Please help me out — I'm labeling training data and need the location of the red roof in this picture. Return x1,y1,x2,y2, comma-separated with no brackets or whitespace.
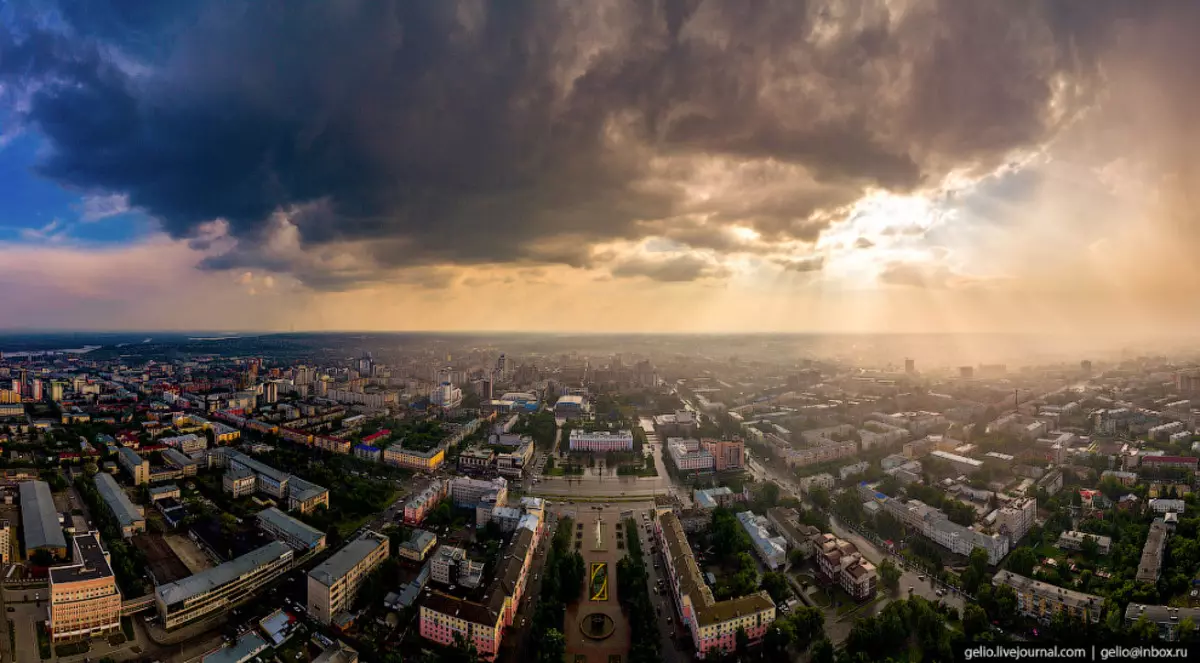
362,429,391,444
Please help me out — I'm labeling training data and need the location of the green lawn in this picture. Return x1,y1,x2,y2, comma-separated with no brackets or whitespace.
35,621,50,660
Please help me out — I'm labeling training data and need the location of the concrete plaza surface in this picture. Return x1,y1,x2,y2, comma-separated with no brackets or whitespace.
564,511,631,663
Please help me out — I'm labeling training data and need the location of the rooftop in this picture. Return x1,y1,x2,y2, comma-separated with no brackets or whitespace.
94,473,144,529
49,532,114,584
20,480,67,551
310,531,388,587
993,570,1102,611
257,508,325,549
156,541,293,607
200,632,269,663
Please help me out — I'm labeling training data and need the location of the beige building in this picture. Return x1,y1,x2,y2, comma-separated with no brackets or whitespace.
49,532,123,642
0,520,10,563
223,468,256,498
993,570,1102,624
307,531,390,625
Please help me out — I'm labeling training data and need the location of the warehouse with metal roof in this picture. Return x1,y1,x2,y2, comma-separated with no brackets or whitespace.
19,480,67,557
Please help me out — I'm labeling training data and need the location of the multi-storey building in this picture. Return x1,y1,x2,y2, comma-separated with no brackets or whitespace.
1101,470,1138,487
866,492,1009,564
995,497,1037,543
307,531,390,625
418,517,540,660
495,441,533,479
765,507,820,559
814,533,878,601
118,447,149,485
163,448,200,477
1125,604,1200,641
458,447,496,475
49,532,122,642
288,476,330,514
1057,531,1112,556
0,520,10,563
161,434,207,454
383,446,445,472
668,439,714,472
655,512,775,656
223,468,256,498
992,570,1102,624
314,436,351,455
1137,520,1169,584
701,438,745,471
155,541,295,629
429,545,485,588
257,508,327,552
568,430,633,453
783,441,856,468
94,474,146,538
398,530,437,562
736,511,788,570
450,477,508,510
404,480,449,525
20,480,68,558
352,445,381,463
1140,455,1199,473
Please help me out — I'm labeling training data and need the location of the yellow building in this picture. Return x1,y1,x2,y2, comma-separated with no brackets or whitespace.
384,446,445,472
993,570,1102,624
49,533,123,642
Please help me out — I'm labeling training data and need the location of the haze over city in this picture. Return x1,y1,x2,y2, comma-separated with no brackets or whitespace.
2,2,1200,335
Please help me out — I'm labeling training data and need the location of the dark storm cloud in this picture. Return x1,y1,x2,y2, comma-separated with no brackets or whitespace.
0,0,1160,287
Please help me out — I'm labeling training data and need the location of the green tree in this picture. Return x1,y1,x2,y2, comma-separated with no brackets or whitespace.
537,628,566,663
1131,614,1159,641
809,486,831,509
962,604,989,639
879,558,901,592
1080,534,1100,560
735,627,750,657
811,638,835,663
1006,546,1038,576
759,572,792,603
1179,617,1197,642
763,620,795,657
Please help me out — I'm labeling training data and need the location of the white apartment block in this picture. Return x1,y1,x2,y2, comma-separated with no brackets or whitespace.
995,497,1037,543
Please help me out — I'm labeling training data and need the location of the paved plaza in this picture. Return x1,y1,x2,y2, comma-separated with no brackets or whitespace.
564,511,631,663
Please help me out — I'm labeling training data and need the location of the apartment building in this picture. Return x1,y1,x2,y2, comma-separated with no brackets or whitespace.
223,468,256,498
1137,520,1169,584
163,448,200,477
118,447,149,485
450,477,508,510
0,521,10,563
869,492,1009,565
353,445,381,463
796,473,835,494
1125,604,1200,641
495,441,533,479
656,512,775,656
1140,456,1199,473
701,438,745,471
1057,531,1112,556
223,451,289,498
308,531,390,625
995,497,1037,543
419,519,539,660
1101,470,1138,487
49,532,122,642
404,481,449,525
668,439,714,472
161,434,208,454
314,436,351,455
383,446,445,472
288,476,330,514
257,508,327,552
736,511,788,570
815,533,878,601
399,530,438,562
430,546,485,589
783,441,856,468
992,570,1102,624
568,430,634,452
94,474,146,538
765,507,821,559
155,541,295,629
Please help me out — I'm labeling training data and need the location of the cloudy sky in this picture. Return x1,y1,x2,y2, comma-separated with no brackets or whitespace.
2,0,1200,333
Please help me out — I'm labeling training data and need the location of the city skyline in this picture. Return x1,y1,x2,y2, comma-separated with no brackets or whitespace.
3,2,1200,333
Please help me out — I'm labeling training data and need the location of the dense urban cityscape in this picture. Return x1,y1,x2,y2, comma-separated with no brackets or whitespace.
0,334,1195,663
